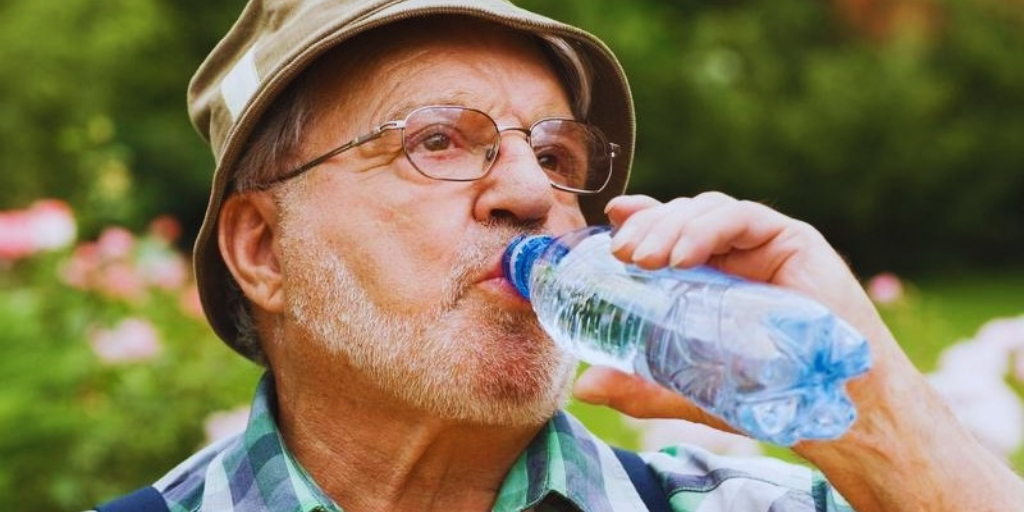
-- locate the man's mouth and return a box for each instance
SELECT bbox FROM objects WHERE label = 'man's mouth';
[473,253,532,307]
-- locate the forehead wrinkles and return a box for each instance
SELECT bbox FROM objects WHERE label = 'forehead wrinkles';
[307,20,570,131]
[303,42,451,139]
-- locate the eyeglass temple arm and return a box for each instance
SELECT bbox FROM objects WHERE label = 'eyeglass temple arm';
[255,121,404,190]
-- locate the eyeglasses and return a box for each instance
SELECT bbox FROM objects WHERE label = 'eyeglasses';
[258,105,619,194]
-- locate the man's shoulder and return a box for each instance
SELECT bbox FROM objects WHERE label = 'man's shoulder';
[151,434,245,507]
[87,435,243,512]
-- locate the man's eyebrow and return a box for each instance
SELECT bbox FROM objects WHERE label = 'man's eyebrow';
[384,92,476,120]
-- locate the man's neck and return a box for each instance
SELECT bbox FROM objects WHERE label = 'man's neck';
[271,365,544,512]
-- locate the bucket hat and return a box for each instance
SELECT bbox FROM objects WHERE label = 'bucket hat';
[188,0,635,361]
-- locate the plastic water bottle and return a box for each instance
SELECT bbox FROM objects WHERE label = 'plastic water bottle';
[502,225,872,446]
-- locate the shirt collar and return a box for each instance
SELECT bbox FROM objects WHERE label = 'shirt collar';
[493,411,647,512]
[243,373,645,512]
[240,373,338,512]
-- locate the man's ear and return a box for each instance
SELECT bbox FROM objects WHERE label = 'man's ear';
[218,192,285,314]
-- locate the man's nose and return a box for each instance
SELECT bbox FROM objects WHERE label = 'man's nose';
[472,134,554,223]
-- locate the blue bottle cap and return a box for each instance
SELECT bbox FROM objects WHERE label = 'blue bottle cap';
[502,234,555,301]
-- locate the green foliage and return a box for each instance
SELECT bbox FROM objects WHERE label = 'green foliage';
[0,0,245,242]
[0,229,260,511]
[2,0,1023,507]
[2,0,1022,270]
[517,0,1024,274]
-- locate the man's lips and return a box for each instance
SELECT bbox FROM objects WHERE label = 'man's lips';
[478,256,506,282]
[474,254,531,306]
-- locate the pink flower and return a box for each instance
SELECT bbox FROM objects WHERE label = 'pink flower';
[60,242,100,289]
[148,255,188,290]
[865,272,904,304]
[148,215,182,244]
[96,227,135,261]
[0,199,76,260]
[89,317,163,364]
[203,405,250,444]
[973,316,1024,382]
[927,315,1024,459]
[59,220,197,300]
[0,211,35,260]
[137,246,188,290]
[974,316,1024,353]
[28,199,76,251]
[934,338,1007,377]
[98,262,147,301]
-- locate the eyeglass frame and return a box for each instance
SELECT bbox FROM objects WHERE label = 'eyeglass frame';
[253,105,620,194]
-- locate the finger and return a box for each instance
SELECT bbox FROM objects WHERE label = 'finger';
[573,366,691,417]
[668,200,794,273]
[604,194,662,227]
[573,366,737,433]
[677,201,848,293]
[607,198,679,259]
[627,192,734,269]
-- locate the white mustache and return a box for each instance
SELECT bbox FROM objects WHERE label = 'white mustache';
[441,223,545,310]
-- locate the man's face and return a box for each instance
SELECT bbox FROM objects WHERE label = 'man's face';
[271,22,587,426]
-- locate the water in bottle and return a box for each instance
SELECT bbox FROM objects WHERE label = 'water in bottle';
[502,225,872,446]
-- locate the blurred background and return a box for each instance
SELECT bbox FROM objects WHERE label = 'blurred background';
[1,0,1022,509]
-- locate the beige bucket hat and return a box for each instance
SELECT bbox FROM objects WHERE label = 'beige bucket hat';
[188,0,635,361]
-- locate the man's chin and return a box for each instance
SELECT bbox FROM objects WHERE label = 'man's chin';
[417,304,578,426]
[474,355,577,427]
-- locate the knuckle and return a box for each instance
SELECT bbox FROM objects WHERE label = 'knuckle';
[695,191,734,204]
[791,219,825,240]
[736,198,769,213]
[626,208,655,225]
[666,197,691,208]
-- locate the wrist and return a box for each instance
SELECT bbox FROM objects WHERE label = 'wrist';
[795,352,1024,512]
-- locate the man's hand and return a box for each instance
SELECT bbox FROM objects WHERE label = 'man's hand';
[573,193,1024,512]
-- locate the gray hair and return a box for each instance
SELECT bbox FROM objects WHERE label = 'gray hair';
[224,29,595,364]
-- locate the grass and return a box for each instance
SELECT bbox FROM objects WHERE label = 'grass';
[893,269,1024,370]
[566,267,1024,471]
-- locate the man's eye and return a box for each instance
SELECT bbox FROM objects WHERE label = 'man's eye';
[537,145,581,176]
[407,124,464,155]
[537,153,561,172]
[421,132,452,152]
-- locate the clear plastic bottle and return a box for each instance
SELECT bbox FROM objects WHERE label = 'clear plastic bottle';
[502,225,872,446]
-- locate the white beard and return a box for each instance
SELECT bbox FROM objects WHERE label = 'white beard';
[276,217,576,427]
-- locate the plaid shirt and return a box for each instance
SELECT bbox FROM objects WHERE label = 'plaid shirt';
[152,374,853,511]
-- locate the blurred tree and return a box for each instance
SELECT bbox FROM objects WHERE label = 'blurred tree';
[1,0,1023,507]
[0,0,1020,269]
[517,0,1024,274]
[0,0,245,246]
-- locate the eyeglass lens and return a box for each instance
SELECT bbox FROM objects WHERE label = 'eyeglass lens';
[401,106,612,192]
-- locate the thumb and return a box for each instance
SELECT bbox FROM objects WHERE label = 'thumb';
[574,366,738,434]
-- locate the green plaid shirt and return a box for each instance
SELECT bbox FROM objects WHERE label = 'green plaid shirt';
[153,374,853,511]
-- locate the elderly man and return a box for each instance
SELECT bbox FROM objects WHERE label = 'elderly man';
[95,1,1023,511]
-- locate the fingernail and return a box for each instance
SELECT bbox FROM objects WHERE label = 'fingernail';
[632,236,662,263]
[603,195,625,214]
[609,226,634,252]
[609,235,626,253]
[669,242,690,267]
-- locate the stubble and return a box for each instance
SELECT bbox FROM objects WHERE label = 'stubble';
[277,214,576,427]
